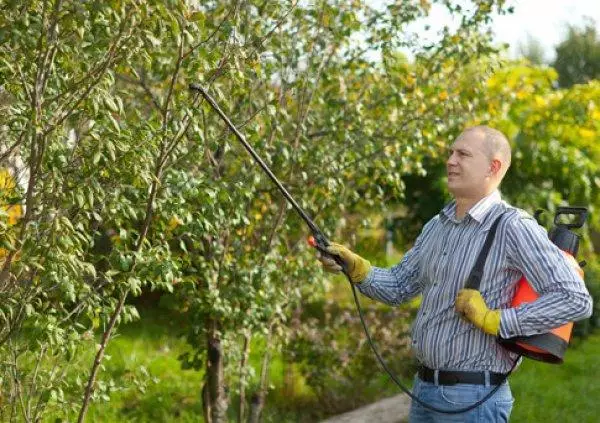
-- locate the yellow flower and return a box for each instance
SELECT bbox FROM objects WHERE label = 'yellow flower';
[579,128,595,139]
[534,95,546,108]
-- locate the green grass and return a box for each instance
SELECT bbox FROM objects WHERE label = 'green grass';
[85,308,205,422]
[62,300,600,423]
[509,334,600,422]
[77,306,316,423]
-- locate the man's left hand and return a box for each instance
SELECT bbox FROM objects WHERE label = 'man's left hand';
[455,289,501,336]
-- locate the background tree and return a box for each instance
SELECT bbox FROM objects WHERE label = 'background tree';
[553,20,600,87]
[480,64,600,226]
[518,34,546,65]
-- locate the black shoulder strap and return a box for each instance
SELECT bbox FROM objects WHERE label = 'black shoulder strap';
[464,212,507,290]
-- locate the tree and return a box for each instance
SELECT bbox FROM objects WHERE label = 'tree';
[0,1,156,420]
[101,0,509,420]
[518,34,546,65]
[480,64,600,227]
[553,21,600,87]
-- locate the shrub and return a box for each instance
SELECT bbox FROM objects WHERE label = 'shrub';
[288,296,416,417]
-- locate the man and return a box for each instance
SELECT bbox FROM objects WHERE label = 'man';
[318,126,592,422]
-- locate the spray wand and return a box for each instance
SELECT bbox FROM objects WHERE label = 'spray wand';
[188,83,343,267]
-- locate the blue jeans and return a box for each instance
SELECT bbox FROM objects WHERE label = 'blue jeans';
[408,374,514,422]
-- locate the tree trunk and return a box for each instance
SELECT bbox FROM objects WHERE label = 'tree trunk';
[203,322,228,423]
[202,381,212,423]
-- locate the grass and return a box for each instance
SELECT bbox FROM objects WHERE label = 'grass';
[509,334,600,422]
[84,307,205,423]
[55,292,600,422]
[72,305,316,423]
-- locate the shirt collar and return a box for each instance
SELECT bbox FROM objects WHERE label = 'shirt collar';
[440,190,502,224]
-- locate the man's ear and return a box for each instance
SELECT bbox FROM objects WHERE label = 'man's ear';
[489,159,502,176]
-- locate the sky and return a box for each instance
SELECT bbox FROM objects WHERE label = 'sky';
[383,0,600,62]
[479,0,599,61]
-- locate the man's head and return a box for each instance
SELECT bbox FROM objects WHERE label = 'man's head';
[446,126,511,200]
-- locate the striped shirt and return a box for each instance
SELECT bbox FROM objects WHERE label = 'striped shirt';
[358,190,592,373]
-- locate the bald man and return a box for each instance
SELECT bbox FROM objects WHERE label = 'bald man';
[318,126,592,422]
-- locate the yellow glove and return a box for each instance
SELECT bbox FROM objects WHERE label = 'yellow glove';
[317,242,371,284]
[455,289,501,336]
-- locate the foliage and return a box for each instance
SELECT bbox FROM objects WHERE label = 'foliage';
[289,294,416,417]
[553,21,600,88]
[518,34,546,65]
[479,64,600,233]
[6,0,600,422]
[1,1,152,420]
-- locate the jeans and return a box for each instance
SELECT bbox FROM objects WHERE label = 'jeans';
[408,374,514,422]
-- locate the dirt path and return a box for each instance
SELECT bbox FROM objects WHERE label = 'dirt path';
[320,393,411,423]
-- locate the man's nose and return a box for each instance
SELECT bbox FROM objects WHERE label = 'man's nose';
[447,152,457,166]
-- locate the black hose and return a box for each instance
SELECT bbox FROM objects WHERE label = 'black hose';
[349,280,518,414]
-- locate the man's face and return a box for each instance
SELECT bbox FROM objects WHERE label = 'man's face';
[446,131,493,198]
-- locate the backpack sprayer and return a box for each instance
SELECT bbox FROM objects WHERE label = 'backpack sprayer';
[189,83,588,413]
[498,207,588,363]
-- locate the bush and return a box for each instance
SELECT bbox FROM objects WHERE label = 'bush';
[288,295,416,418]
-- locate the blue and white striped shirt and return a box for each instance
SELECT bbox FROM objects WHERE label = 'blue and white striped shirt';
[358,191,592,373]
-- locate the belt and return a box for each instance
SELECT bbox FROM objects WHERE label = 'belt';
[417,366,507,386]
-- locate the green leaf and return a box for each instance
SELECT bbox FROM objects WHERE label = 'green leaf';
[104,97,119,113]
[108,114,120,133]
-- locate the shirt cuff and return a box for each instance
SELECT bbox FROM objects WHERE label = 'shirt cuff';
[356,267,376,287]
[499,308,521,339]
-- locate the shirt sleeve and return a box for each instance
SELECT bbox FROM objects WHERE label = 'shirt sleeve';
[500,214,593,338]
[356,219,435,306]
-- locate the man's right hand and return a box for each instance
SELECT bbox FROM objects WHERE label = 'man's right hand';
[317,242,371,284]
